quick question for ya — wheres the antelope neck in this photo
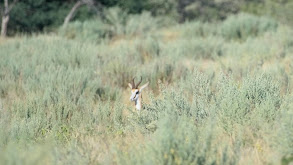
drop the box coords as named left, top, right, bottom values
left=135, top=94, right=142, bottom=110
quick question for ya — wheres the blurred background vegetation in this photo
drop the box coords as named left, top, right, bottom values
left=2, top=0, right=293, bottom=36
left=1, top=0, right=293, bottom=165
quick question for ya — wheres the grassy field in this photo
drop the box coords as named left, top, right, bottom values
left=0, top=12, right=293, bottom=165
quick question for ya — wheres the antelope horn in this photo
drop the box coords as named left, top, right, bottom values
left=131, top=77, right=136, bottom=89
left=135, top=76, right=142, bottom=89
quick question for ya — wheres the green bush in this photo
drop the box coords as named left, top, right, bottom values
left=220, top=13, right=278, bottom=40
left=59, top=8, right=171, bottom=43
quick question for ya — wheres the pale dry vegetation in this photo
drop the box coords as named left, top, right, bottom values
left=0, top=11, right=293, bottom=165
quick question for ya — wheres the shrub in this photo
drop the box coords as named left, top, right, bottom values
left=220, top=13, right=278, bottom=40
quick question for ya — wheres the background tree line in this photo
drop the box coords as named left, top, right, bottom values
left=1, top=0, right=293, bottom=37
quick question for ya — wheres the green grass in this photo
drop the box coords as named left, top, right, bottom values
left=0, top=13, right=293, bottom=165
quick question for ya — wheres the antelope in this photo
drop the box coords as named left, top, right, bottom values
left=128, top=77, right=149, bottom=111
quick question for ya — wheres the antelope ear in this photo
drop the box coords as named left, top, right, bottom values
left=128, top=83, right=133, bottom=89
left=139, top=82, right=149, bottom=91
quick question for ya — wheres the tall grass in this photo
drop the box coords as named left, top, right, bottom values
left=0, top=12, right=293, bottom=164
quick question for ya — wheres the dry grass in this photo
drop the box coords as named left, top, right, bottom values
left=0, top=13, right=293, bottom=165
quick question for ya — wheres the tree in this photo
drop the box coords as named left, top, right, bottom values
left=0, top=0, right=18, bottom=38
left=63, top=0, right=103, bottom=27
left=176, top=0, right=241, bottom=22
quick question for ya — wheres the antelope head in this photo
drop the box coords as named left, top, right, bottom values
left=128, top=77, right=149, bottom=110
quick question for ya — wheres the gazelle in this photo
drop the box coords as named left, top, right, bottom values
left=128, top=77, right=149, bottom=111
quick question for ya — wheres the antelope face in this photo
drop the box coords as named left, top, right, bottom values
left=130, top=89, right=140, bottom=101
left=128, top=77, right=149, bottom=102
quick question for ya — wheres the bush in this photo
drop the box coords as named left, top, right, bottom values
left=220, top=13, right=278, bottom=40
left=59, top=8, right=171, bottom=43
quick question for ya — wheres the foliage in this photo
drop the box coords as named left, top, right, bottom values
left=59, top=8, right=173, bottom=43
left=2, top=0, right=293, bottom=36
left=8, top=0, right=77, bottom=34
left=1, top=13, right=293, bottom=164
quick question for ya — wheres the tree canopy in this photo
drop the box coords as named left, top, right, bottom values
left=1, top=0, right=292, bottom=35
